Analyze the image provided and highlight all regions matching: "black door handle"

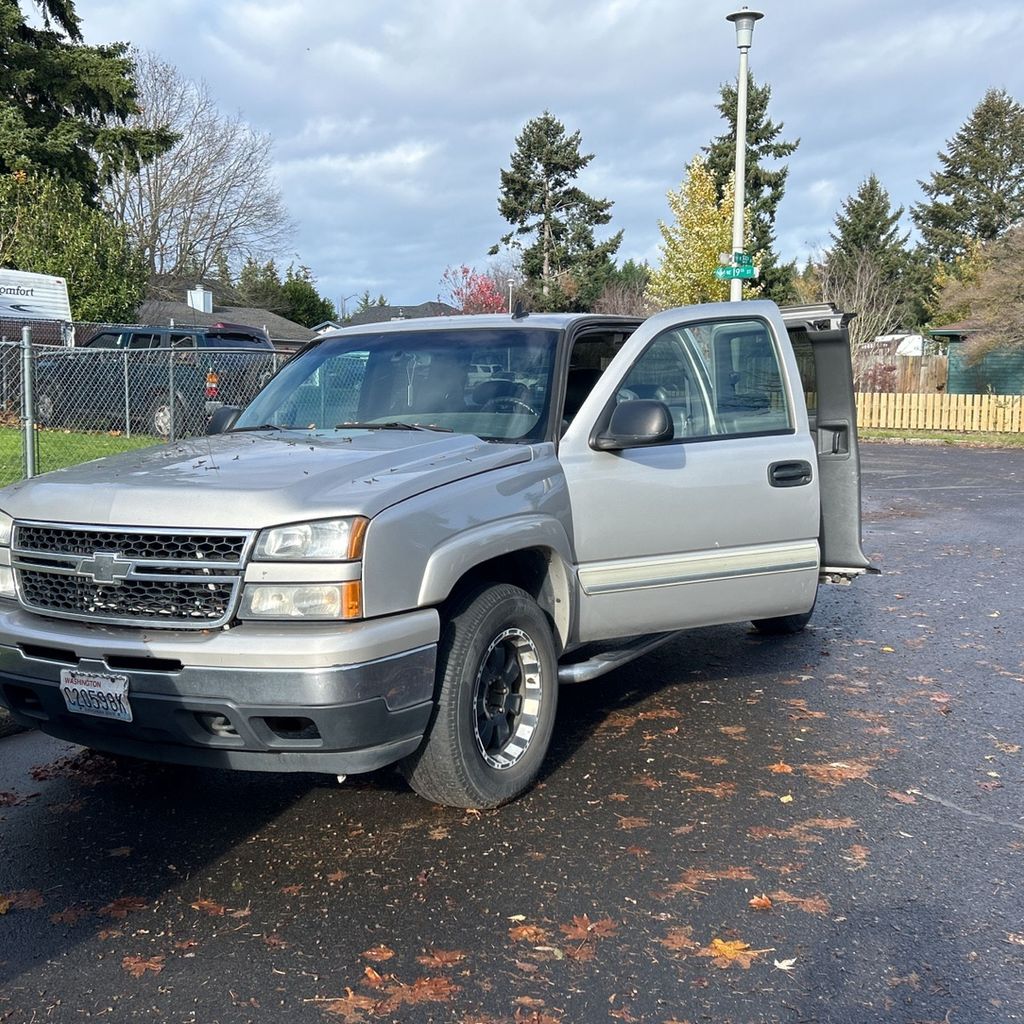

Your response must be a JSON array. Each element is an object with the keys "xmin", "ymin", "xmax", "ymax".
[{"xmin": 768, "ymin": 460, "xmax": 813, "ymax": 487}]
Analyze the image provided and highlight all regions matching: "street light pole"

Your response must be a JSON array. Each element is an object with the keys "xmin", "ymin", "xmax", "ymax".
[{"xmin": 725, "ymin": 8, "xmax": 763, "ymax": 302}]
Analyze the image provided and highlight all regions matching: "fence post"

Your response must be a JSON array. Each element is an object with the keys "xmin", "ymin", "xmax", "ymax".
[
  {"xmin": 123, "ymin": 350, "xmax": 131, "ymax": 438},
  {"xmin": 168, "ymin": 350, "xmax": 176, "ymax": 443},
  {"xmin": 21, "ymin": 326, "xmax": 36, "ymax": 478}
]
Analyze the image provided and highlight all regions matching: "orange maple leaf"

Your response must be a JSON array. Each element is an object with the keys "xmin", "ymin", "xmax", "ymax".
[
  {"xmin": 190, "ymin": 897, "xmax": 225, "ymax": 916},
  {"xmin": 121, "ymin": 954, "xmax": 165, "ymax": 977},
  {"xmin": 696, "ymin": 937, "xmax": 773, "ymax": 969},
  {"xmin": 509, "ymin": 923, "xmax": 548, "ymax": 943},
  {"xmin": 748, "ymin": 893, "xmax": 773, "ymax": 911},
  {"xmin": 658, "ymin": 925, "xmax": 698, "ymax": 952},
  {"xmin": 416, "ymin": 948, "xmax": 466, "ymax": 967},
  {"xmin": 98, "ymin": 896, "xmax": 147, "ymax": 919},
  {"xmin": 323, "ymin": 988, "xmax": 377, "ymax": 1021},
  {"xmin": 769, "ymin": 889, "xmax": 831, "ymax": 914}
]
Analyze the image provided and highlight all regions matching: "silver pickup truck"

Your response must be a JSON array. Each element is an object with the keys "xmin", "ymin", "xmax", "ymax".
[{"xmin": 0, "ymin": 300, "xmax": 873, "ymax": 807}]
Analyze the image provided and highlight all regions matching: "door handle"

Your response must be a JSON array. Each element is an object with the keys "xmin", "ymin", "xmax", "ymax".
[{"xmin": 768, "ymin": 460, "xmax": 813, "ymax": 487}]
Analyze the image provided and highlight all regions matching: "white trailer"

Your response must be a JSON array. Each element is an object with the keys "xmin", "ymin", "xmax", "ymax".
[{"xmin": 0, "ymin": 269, "xmax": 72, "ymax": 322}]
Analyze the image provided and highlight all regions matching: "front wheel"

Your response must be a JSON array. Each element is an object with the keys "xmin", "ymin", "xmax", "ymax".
[{"xmin": 400, "ymin": 583, "xmax": 558, "ymax": 808}]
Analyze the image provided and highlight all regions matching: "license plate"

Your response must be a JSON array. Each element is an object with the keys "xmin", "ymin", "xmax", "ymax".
[{"xmin": 60, "ymin": 670, "xmax": 132, "ymax": 723}]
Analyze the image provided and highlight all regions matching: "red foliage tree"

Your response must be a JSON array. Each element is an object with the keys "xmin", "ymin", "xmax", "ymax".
[{"xmin": 439, "ymin": 265, "xmax": 507, "ymax": 314}]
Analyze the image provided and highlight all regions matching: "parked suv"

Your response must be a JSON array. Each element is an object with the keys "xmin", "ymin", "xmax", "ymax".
[{"xmin": 34, "ymin": 323, "xmax": 275, "ymax": 437}]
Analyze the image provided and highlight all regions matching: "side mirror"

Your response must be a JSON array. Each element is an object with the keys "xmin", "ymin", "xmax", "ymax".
[
  {"xmin": 206, "ymin": 405, "xmax": 241, "ymax": 434},
  {"xmin": 592, "ymin": 399, "xmax": 674, "ymax": 452}
]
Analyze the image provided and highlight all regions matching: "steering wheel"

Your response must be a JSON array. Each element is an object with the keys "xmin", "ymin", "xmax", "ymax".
[{"xmin": 480, "ymin": 396, "xmax": 538, "ymax": 417}]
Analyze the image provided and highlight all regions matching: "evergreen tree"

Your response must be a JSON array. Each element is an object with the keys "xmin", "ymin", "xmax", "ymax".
[
  {"xmin": 0, "ymin": 1, "xmax": 175, "ymax": 200},
  {"xmin": 0, "ymin": 172, "xmax": 147, "ymax": 321},
  {"xmin": 280, "ymin": 265, "xmax": 337, "ymax": 327},
  {"xmin": 830, "ymin": 174, "xmax": 910, "ymax": 276},
  {"xmin": 912, "ymin": 89, "xmax": 1024, "ymax": 262},
  {"xmin": 491, "ymin": 111, "xmax": 621, "ymax": 312},
  {"xmin": 704, "ymin": 73, "xmax": 799, "ymax": 304},
  {"xmin": 646, "ymin": 156, "xmax": 746, "ymax": 309},
  {"xmin": 235, "ymin": 258, "xmax": 285, "ymax": 312}
]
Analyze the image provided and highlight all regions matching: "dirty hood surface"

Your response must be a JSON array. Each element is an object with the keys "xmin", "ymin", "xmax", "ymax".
[{"xmin": 0, "ymin": 430, "xmax": 533, "ymax": 529}]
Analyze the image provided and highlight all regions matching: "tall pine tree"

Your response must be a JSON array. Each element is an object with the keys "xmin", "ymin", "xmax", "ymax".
[
  {"xmin": 704, "ymin": 73, "xmax": 798, "ymax": 304},
  {"xmin": 830, "ymin": 174, "xmax": 910, "ymax": 277},
  {"xmin": 491, "ymin": 111, "xmax": 621, "ymax": 312},
  {"xmin": 912, "ymin": 89, "xmax": 1024, "ymax": 262},
  {"xmin": 0, "ymin": 1, "xmax": 175, "ymax": 200}
]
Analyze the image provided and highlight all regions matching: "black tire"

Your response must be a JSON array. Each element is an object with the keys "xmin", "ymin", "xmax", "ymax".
[
  {"xmin": 752, "ymin": 589, "xmax": 817, "ymax": 635},
  {"xmin": 400, "ymin": 583, "xmax": 558, "ymax": 809},
  {"xmin": 35, "ymin": 392, "xmax": 55, "ymax": 426}
]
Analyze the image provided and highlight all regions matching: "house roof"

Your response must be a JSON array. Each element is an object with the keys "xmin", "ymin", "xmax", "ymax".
[
  {"xmin": 929, "ymin": 319, "xmax": 979, "ymax": 338},
  {"xmin": 136, "ymin": 299, "xmax": 316, "ymax": 344},
  {"xmin": 344, "ymin": 301, "xmax": 458, "ymax": 326}
]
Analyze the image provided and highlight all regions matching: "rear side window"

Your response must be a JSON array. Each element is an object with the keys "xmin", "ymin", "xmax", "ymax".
[
  {"xmin": 202, "ymin": 332, "xmax": 271, "ymax": 349},
  {"xmin": 126, "ymin": 332, "xmax": 161, "ymax": 350}
]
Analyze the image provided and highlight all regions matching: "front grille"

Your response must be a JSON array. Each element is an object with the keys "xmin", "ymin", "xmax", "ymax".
[
  {"xmin": 12, "ymin": 521, "xmax": 252, "ymax": 629},
  {"xmin": 19, "ymin": 571, "xmax": 233, "ymax": 623},
  {"xmin": 15, "ymin": 525, "xmax": 246, "ymax": 563}
]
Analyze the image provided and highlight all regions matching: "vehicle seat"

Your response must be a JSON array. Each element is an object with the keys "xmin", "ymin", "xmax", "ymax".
[
  {"xmin": 415, "ymin": 357, "xmax": 468, "ymax": 412},
  {"xmin": 472, "ymin": 379, "xmax": 530, "ymax": 408}
]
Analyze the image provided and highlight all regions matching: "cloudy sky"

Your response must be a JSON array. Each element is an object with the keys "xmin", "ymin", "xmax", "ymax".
[{"xmin": 76, "ymin": 0, "xmax": 1024, "ymax": 311}]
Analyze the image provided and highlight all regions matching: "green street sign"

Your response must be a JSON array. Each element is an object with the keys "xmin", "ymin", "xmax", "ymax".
[
  {"xmin": 714, "ymin": 264, "xmax": 758, "ymax": 280},
  {"xmin": 733, "ymin": 251, "xmax": 753, "ymax": 266}
]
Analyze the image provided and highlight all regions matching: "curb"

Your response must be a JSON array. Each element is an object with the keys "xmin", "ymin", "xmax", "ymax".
[{"xmin": 0, "ymin": 707, "xmax": 29, "ymax": 739}]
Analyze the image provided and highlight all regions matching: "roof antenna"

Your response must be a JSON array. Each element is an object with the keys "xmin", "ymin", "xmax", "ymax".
[{"xmin": 511, "ymin": 300, "xmax": 528, "ymax": 320}]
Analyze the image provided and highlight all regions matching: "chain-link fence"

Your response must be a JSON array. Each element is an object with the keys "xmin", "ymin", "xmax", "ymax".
[{"xmin": 0, "ymin": 320, "xmax": 288, "ymax": 487}]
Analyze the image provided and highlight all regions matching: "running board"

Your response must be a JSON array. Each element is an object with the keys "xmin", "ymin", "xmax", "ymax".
[{"xmin": 557, "ymin": 633, "xmax": 679, "ymax": 685}]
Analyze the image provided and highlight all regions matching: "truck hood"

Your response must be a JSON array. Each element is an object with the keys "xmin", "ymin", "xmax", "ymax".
[{"xmin": 0, "ymin": 430, "xmax": 534, "ymax": 529}]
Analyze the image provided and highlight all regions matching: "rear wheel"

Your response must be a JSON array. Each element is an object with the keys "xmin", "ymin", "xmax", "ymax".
[
  {"xmin": 401, "ymin": 583, "xmax": 558, "ymax": 808},
  {"xmin": 35, "ymin": 392, "xmax": 54, "ymax": 426}
]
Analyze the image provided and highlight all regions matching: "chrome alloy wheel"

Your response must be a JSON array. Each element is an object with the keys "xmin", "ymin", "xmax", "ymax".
[{"xmin": 472, "ymin": 627, "xmax": 542, "ymax": 770}]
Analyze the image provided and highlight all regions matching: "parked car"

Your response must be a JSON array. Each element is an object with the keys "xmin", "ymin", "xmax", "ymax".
[
  {"xmin": 33, "ymin": 323, "xmax": 275, "ymax": 437},
  {"xmin": 0, "ymin": 302, "xmax": 874, "ymax": 808}
]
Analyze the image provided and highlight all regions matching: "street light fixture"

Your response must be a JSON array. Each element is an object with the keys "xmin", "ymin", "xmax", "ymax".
[{"xmin": 725, "ymin": 7, "xmax": 763, "ymax": 302}]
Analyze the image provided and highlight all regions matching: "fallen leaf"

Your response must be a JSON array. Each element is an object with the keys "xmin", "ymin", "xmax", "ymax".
[
  {"xmin": 779, "ymin": 794, "xmax": 794, "ymax": 804},
  {"xmin": 361, "ymin": 944, "xmax": 395, "ymax": 962},
  {"xmin": 9, "ymin": 890, "xmax": 45, "ymax": 910},
  {"xmin": 363, "ymin": 965, "xmax": 385, "ymax": 987},
  {"xmin": 121, "ymin": 954, "xmax": 165, "ymax": 978},
  {"xmin": 748, "ymin": 894, "xmax": 773, "ymax": 911},
  {"xmin": 416, "ymin": 949, "xmax": 466, "ymax": 968},
  {"xmin": 323, "ymin": 988, "xmax": 378, "ymax": 1021},
  {"xmin": 49, "ymin": 906, "xmax": 88, "ymax": 925},
  {"xmin": 992, "ymin": 739, "xmax": 1021, "ymax": 754},
  {"xmin": 719, "ymin": 725, "xmax": 747, "ymax": 740},
  {"xmin": 98, "ymin": 896, "xmax": 147, "ymax": 919},
  {"xmin": 0, "ymin": 896, "xmax": 10, "ymax": 915},
  {"xmin": 704, "ymin": 756, "xmax": 728, "ymax": 766},
  {"xmin": 773, "ymin": 957, "xmax": 798, "ymax": 972},
  {"xmin": 327, "ymin": 870, "xmax": 349, "ymax": 883},
  {"xmin": 768, "ymin": 761, "xmax": 793, "ymax": 774},
  {"xmin": 688, "ymin": 782, "xmax": 736, "ymax": 799},
  {"xmin": 1006, "ymin": 933, "xmax": 1024, "ymax": 946},
  {"xmin": 378, "ymin": 975, "xmax": 460, "ymax": 1010},
  {"xmin": 107, "ymin": 846, "xmax": 133, "ymax": 858},
  {"xmin": 802, "ymin": 761, "xmax": 874, "ymax": 786},
  {"xmin": 844, "ymin": 844, "xmax": 871, "ymax": 867},
  {"xmin": 174, "ymin": 939, "xmax": 199, "ymax": 950},
  {"xmin": 280, "ymin": 883, "xmax": 303, "ymax": 895},
  {"xmin": 696, "ymin": 937, "xmax": 772, "ymax": 969},
  {"xmin": 769, "ymin": 889, "xmax": 830, "ymax": 915},
  {"xmin": 658, "ymin": 925, "xmax": 698, "ymax": 952},
  {"xmin": 190, "ymin": 897, "xmax": 225, "ymax": 916},
  {"xmin": 887, "ymin": 790, "xmax": 917, "ymax": 805},
  {"xmin": 509, "ymin": 924, "xmax": 549, "ymax": 943},
  {"xmin": 559, "ymin": 914, "xmax": 617, "ymax": 941},
  {"xmin": 617, "ymin": 816, "xmax": 650, "ymax": 830},
  {"xmin": 263, "ymin": 933, "xmax": 289, "ymax": 948},
  {"xmin": 978, "ymin": 781, "xmax": 1003, "ymax": 792}
]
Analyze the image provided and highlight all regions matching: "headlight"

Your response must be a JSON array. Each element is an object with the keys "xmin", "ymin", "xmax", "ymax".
[
  {"xmin": 254, "ymin": 517, "xmax": 368, "ymax": 561},
  {"xmin": 240, "ymin": 582, "xmax": 362, "ymax": 620},
  {"xmin": 0, "ymin": 566, "xmax": 14, "ymax": 600},
  {"xmin": 0, "ymin": 511, "xmax": 12, "ymax": 547}
]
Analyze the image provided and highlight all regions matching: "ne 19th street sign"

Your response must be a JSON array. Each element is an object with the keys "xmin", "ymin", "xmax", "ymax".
[
  {"xmin": 733, "ymin": 252, "xmax": 753, "ymax": 266},
  {"xmin": 714, "ymin": 264, "xmax": 757, "ymax": 280}
]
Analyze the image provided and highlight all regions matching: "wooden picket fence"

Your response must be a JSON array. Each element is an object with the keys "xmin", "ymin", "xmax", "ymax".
[{"xmin": 856, "ymin": 392, "xmax": 1024, "ymax": 433}]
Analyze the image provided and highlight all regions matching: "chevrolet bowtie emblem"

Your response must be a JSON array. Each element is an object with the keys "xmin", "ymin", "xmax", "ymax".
[{"xmin": 76, "ymin": 551, "xmax": 133, "ymax": 586}]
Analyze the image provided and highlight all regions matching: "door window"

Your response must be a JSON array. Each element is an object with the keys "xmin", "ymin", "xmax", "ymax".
[{"xmin": 619, "ymin": 318, "xmax": 792, "ymax": 440}]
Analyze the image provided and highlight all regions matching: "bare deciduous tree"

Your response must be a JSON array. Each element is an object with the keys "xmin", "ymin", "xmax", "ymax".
[
  {"xmin": 818, "ymin": 250, "xmax": 902, "ymax": 360},
  {"xmin": 103, "ymin": 52, "xmax": 293, "ymax": 287}
]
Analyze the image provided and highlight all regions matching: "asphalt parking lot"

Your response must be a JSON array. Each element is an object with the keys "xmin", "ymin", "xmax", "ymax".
[{"xmin": 1, "ymin": 442, "xmax": 1022, "ymax": 1024}]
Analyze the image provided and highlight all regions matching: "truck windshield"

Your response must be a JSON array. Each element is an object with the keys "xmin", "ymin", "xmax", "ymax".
[{"xmin": 234, "ymin": 326, "xmax": 560, "ymax": 442}]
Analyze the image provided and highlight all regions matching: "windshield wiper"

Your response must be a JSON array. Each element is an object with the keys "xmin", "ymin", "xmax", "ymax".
[
  {"xmin": 335, "ymin": 421, "xmax": 453, "ymax": 433},
  {"xmin": 229, "ymin": 423, "xmax": 286, "ymax": 432}
]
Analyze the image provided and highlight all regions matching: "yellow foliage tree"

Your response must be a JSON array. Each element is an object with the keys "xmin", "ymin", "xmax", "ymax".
[{"xmin": 646, "ymin": 156, "xmax": 755, "ymax": 309}]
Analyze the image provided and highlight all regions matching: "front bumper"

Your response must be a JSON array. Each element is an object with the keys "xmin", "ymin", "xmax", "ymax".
[{"xmin": 0, "ymin": 604, "xmax": 439, "ymax": 775}]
